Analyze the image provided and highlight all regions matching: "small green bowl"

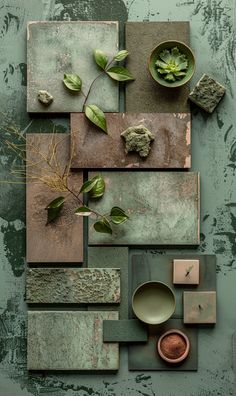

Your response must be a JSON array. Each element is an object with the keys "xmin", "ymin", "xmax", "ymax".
[
  {"xmin": 148, "ymin": 40, "xmax": 195, "ymax": 88},
  {"xmin": 132, "ymin": 281, "xmax": 176, "ymax": 325}
]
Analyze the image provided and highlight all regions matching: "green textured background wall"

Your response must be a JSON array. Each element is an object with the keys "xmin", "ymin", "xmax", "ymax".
[{"xmin": 0, "ymin": 0, "xmax": 235, "ymax": 395}]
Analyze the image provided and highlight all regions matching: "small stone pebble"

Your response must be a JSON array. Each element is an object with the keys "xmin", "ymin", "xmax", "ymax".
[{"xmin": 38, "ymin": 90, "xmax": 54, "ymax": 106}]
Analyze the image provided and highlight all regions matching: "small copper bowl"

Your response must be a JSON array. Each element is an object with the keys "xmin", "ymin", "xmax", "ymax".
[{"xmin": 157, "ymin": 329, "xmax": 190, "ymax": 364}]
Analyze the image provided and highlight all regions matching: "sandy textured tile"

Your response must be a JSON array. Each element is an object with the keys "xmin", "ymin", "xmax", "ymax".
[{"xmin": 184, "ymin": 291, "xmax": 216, "ymax": 324}]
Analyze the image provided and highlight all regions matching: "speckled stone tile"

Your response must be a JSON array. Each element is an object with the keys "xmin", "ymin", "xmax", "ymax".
[
  {"xmin": 129, "ymin": 254, "xmax": 216, "ymax": 318},
  {"xmin": 88, "ymin": 172, "xmax": 200, "ymax": 246},
  {"xmin": 26, "ymin": 268, "xmax": 120, "ymax": 304},
  {"xmin": 27, "ymin": 311, "xmax": 119, "ymax": 371},
  {"xmin": 27, "ymin": 21, "xmax": 119, "ymax": 113},
  {"xmin": 184, "ymin": 291, "xmax": 217, "ymax": 324},
  {"xmin": 88, "ymin": 247, "xmax": 129, "ymax": 319},
  {"xmin": 128, "ymin": 319, "xmax": 198, "ymax": 371},
  {"xmin": 125, "ymin": 22, "xmax": 190, "ymax": 113},
  {"xmin": 70, "ymin": 113, "xmax": 191, "ymax": 169},
  {"xmin": 26, "ymin": 134, "xmax": 83, "ymax": 263},
  {"xmin": 103, "ymin": 319, "xmax": 148, "ymax": 343}
]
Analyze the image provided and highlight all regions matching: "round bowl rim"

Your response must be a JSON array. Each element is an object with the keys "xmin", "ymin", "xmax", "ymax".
[
  {"xmin": 148, "ymin": 39, "xmax": 196, "ymax": 88},
  {"xmin": 132, "ymin": 280, "xmax": 176, "ymax": 325},
  {"xmin": 157, "ymin": 329, "xmax": 190, "ymax": 363}
]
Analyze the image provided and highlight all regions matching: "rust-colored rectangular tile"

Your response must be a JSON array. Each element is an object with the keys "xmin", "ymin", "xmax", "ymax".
[
  {"xmin": 71, "ymin": 113, "xmax": 191, "ymax": 169},
  {"xmin": 26, "ymin": 134, "xmax": 83, "ymax": 263}
]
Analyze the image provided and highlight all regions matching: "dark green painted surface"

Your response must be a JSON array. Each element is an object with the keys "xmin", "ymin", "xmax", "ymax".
[
  {"xmin": 103, "ymin": 319, "xmax": 148, "ymax": 343},
  {"xmin": 0, "ymin": 0, "xmax": 236, "ymax": 395},
  {"xmin": 128, "ymin": 318, "xmax": 198, "ymax": 371}
]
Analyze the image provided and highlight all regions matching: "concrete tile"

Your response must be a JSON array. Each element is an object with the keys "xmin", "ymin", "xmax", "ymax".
[
  {"xmin": 184, "ymin": 291, "xmax": 216, "ymax": 324},
  {"xmin": 189, "ymin": 74, "xmax": 226, "ymax": 113},
  {"xmin": 103, "ymin": 319, "xmax": 148, "ymax": 343}
]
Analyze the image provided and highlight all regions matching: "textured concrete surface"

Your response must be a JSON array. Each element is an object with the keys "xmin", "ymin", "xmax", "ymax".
[
  {"xmin": 129, "ymin": 318, "xmax": 198, "ymax": 371},
  {"xmin": 88, "ymin": 172, "xmax": 200, "ymax": 246},
  {"xmin": 26, "ymin": 134, "xmax": 83, "ymax": 263},
  {"xmin": 27, "ymin": 311, "xmax": 119, "ymax": 370},
  {"xmin": 184, "ymin": 291, "xmax": 217, "ymax": 324},
  {"xmin": 26, "ymin": 268, "xmax": 120, "ymax": 304},
  {"xmin": 103, "ymin": 319, "xmax": 148, "ymax": 343},
  {"xmin": 125, "ymin": 22, "xmax": 190, "ymax": 113},
  {"xmin": 130, "ymin": 253, "xmax": 216, "ymax": 318},
  {"xmin": 88, "ymin": 247, "xmax": 129, "ymax": 319},
  {"xmin": 0, "ymin": 0, "xmax": 236, "ymax": 395},
  {"xmin": 71, "ymin": 112, "xmax": 191, "ymax": 169},
  {"xmin": 189, "ymin": 74, "xmax": 226, "ymax": 113},
  {"xmin": 27, "ymin": 21, "xmax": 119, "ymax": 113}
]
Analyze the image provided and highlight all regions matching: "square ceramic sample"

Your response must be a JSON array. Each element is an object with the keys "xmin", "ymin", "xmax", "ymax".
[
  {"xmin": 26, "ymin": 134, "xmax": 83, "ymax": 263},
  {"xmin": 26, "ymin": 268, "xmax": 120, "ymax": 304},
  {"xmin": 125, "ymin": 22, "xmax": 190, "ymax": 113},
  {"xmin": 130, "ymin": 254, "xmax": 216, "ymax": 318},
  {"xmin": 184, "ymin": 291, "xmax": 216, "ymax": 324},
  {"xmin": 188, "ymin": 74, "xmax": 226, "ymax": 113},
  {"xmin": 28, "ymin": 311, "xmax": 119, "ymax": 370},
  {"xmin": 88, "ymin": 172, "xmax": 200, "ymax": 246},
  {"xmin": 88, "ymin": 247, "xmax": 129, "ymax": 319},
  {"xmin": 71, "ymin": 113, "xmax": 191, "ymax": 169},
  {"xmin": 173, "ymin": 259, "xmax": 199, "ymax": 285},
  {"xmin": 27, "ymin": 21, "xmax": 119, "ymax": 113},
  {"xmin": 128, "ymin": 319, "xmax": 198, "ymax": 371},
  {"xmin": 103, "ymin": 319, "xmax": 148, "ymax": 343}
]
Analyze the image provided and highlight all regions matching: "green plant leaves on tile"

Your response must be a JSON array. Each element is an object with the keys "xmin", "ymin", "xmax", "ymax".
[
  {"xmin": 94, "ymin": 218, "xmax": 112, "ymax": 234},
  {"xmin": 113, "ymin": 50, "xmax": 129, "ymax": 62},
  {"xmin": 110, "ymin": 206, "xmax": 129, "ymax": 225},
  {"xmin": 74, "ymin": 206, "xmax": 92, "ymax": 216},
  {"xmin": 45, "ymin": 196, "xmax": 65, "ymax": 224},
  {"xmin": 85, "ymin": 104, "xmax": 107, "ymax": 133},
  {"xmin": 106, "ymin": 66, "xmax": 135, "ymax": 81},
  {"xmin": 94, "ymin": 49, "xmax": 108, "ymax": 70},
  {"xmin": 80, "ymin": 175, "xmax": 105, "ymax": 199},
  {"xmin": 63, "ymin": 74, "xmax": 82, "ymax": 91}
]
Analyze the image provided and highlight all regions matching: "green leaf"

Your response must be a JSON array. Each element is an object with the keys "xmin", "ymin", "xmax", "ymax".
[
  {"xmin": 94, "ymin": 218, "xmax": 112, "ymax": 234},
  {"xmin": 94, "ymin": 49, "xmax": 108, "ymax": 70},
  {"xmin": 45, "ymin": 196, "xmax": 65, "ymax": 224},
  {"xmin": 80, "ymin": 176, "xmax": 99, "ymax": 194},
  {"xmin": 113, "ymin": 50, "xmax": 129, "ymax": 61},
  {"xmin": 74, "ymin": 206, "xmax": 92, "ymax": 216},
  {"xmin": 110, "ymin": 206, "xmax": 129, "ymax": 225},
  {"xmin": 85, "ymin": 104, "xmax": 107, "ymax": 133},
  {"xmin": 89, "ymin": 175, "xmax": 105, "ymax": 199},
  {"xmin": 106, "ymin": 66, "xmax": 135, "ymax": 81},
  {"xmin": 63, "ymin": 74, "xmax": 82, "ymax": 92}
]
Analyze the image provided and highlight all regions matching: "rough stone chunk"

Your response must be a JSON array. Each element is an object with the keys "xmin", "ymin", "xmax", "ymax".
[
  {"xmin": 37, "ymin": 90, "xmax": 54, "ymax": 105},
  {"xmin": 121, "ymin": 124, "xmax": 155, "ymax": 158},
  {"xmin": 188, "ymin": 74, "xmax": 225, "ymax": 113}
]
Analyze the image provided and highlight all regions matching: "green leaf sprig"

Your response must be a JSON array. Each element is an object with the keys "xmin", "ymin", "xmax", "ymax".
[{"xmin": 155, "ymin": 47, "xmax": 188, "ymax": 82}]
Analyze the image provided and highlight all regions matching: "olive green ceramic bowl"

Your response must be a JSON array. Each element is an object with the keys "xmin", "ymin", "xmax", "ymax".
[
  {"xmin": 132, "ymin": 281, "xmax": 176, "ymax": 325},
  {"xmin": 148, "ymin": 40, "xmax": 195, "ymax": 88}
]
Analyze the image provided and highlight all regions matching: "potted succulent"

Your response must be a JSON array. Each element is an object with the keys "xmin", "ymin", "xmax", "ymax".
[
  {"xmin": 157, "ymin": 329, "xmax": 190, "ymax": 364},
  {"xmin": 148, "ymin": 40, "xmax": 195, "ymax": 88}
]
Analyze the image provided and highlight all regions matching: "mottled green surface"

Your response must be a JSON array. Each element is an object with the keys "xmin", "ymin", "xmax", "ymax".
[
  {"xmin": 0, "ymin": 0, "xmax": 236, "ymax": 395},
  {"xmin": 26, "ymin": 268, "xmax": 120, "ymax": 304},
  {"xmin": 189, "ymin": 74, "xmax": 226, "ymax": 113},
  {"xmin": 89, "ymin": 172, "xmax": 200, "ymax": 246},
  {"xmin": 103, "ymin": 319, "xmax": 148, "ymax": 343},
  {"xmin": 27, "ymin": 21, "xmax": 119, "ymax": 113},
  {"xmin": 27, "ymin": 311, "xmax": 119, "ymax": 370}
]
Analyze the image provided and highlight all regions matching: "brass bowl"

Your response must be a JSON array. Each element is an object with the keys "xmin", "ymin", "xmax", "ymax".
[{"xmin": 132, "ymin": 281, "xmax": 176, "ymax": 325}]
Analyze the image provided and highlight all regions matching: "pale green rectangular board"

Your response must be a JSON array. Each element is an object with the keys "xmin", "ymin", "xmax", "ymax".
[
  {"xmin": 27, "ymin": 311, "xmax": 119, "ymax": 371},
  {"xmin": 27, "ymin": 21, "xmax": 119, "ymax": 113},
  {"xmin": 87, "ymin": 247, "xmax": 129, "ymax": 319},
  {"xmin": 26, "ymin": 268, "xmax": 120, "ymax": 304},
  {"xmin": 88, "ymin": 172, "xmax": 200, "ymax": 246}
]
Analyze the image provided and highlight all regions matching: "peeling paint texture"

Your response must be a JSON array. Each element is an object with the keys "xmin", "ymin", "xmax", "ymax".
[{"xmin": 0, "ymin": 0, "xmax": 236, "ymax": 395}]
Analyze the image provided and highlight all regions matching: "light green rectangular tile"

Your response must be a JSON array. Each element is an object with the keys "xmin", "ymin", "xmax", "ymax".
[{"xmin": 27, "ymin": 311, "xmax": 119, "ymax": 370}]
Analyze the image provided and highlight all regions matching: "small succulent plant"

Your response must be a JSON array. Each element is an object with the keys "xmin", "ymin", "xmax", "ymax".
[{"xmin": 155, "ymin": 47, "xmax": 188, "ymax": 82}]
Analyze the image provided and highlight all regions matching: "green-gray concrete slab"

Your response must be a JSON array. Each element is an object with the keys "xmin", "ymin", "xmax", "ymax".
[
  {"xmin": 103, "ymin": 319, "xmax": 148, "ymax": 343},
  {"xmin": 88, "ymin": 172, "xmax": 200, "ymax": 246},
  {"xmin": 129, "ymin": 254, "xmax": 216, "ymax": 318},
  {"xmin": 27, "ymin": 311, "xmax": 119, "ymax": 370},
  {"xmin": 128, "ymin": 318, "xmax": 198, "ymax": 371},
  {"xmin": 26, "ymin": 268, "xmax": 120, "ymax": 304},
  {"xmin": 87, "ymin": 247, "xmax": 129, "ymax": 319},
  {"xmin": 27, "ymin": 21, "xmax": 119, "ymax": 113}
]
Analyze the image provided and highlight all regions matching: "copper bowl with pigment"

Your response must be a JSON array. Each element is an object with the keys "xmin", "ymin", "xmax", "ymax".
[{"xmin": 157, "ymin": 329, "xmax": 190, "ymax": 364}]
